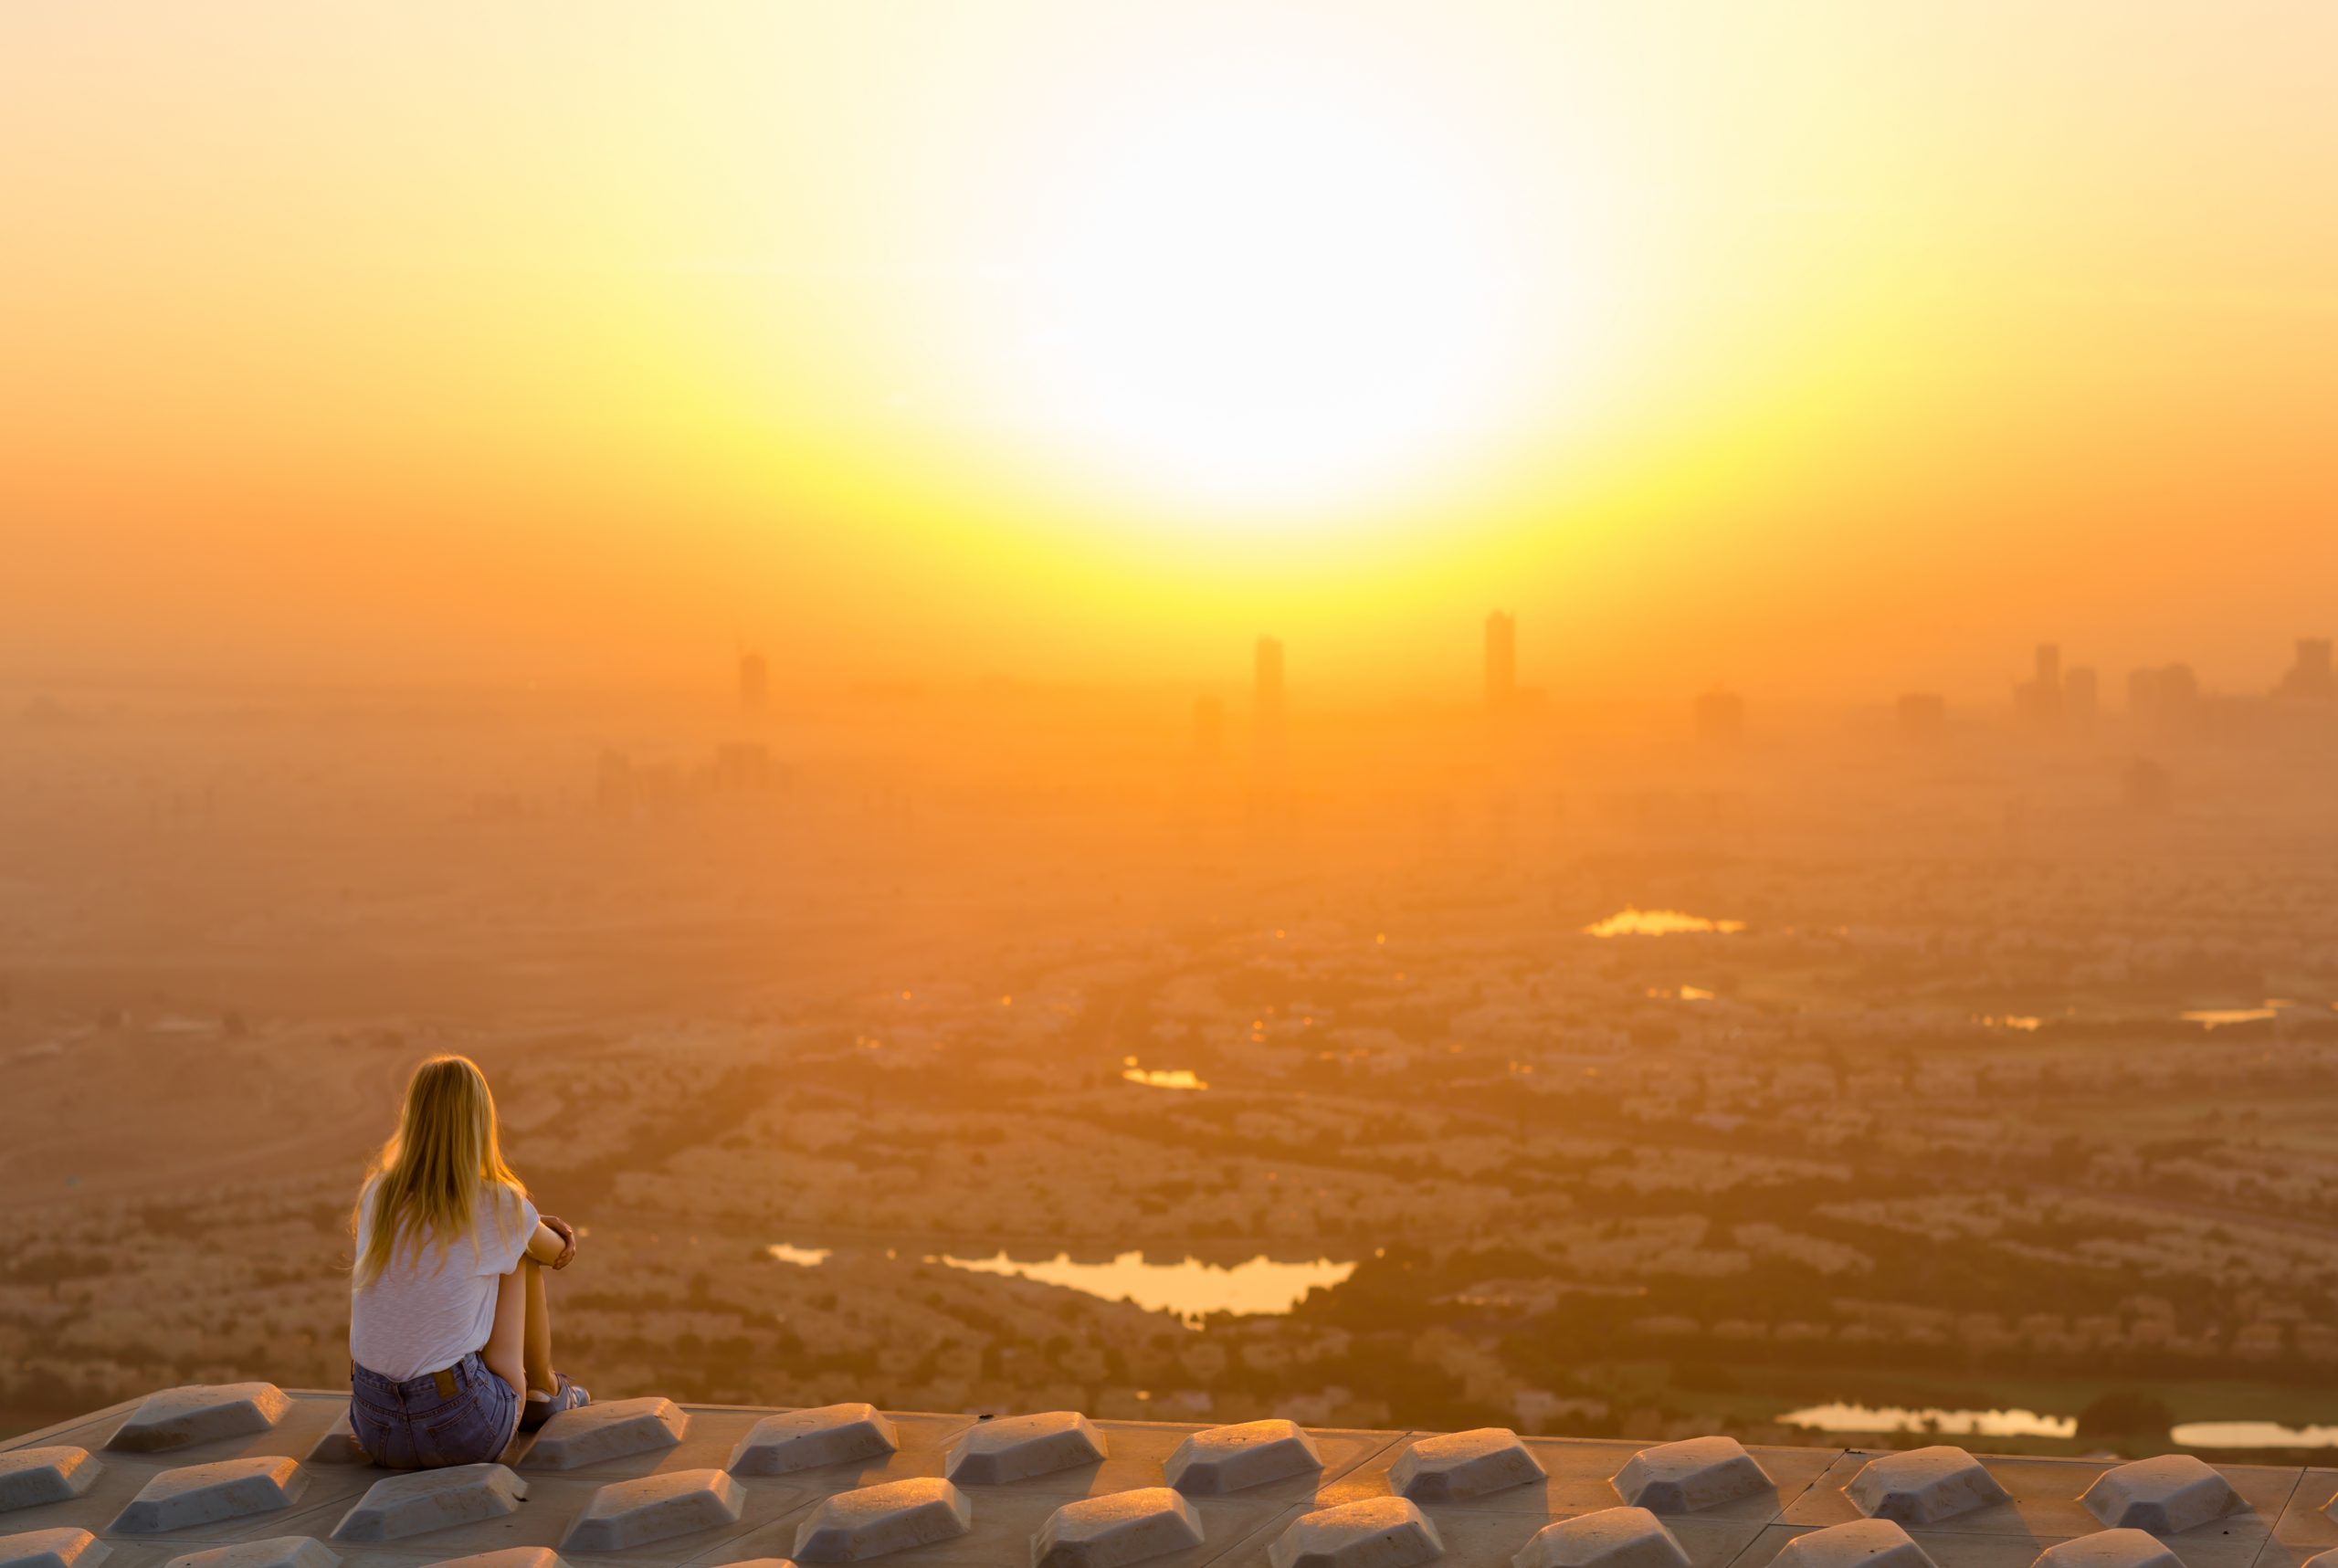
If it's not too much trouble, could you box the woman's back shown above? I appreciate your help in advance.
[350,1176,538,1381]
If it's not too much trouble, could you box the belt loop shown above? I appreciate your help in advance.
[434,1368,458,1399]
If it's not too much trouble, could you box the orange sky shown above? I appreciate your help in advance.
[4,2,2334,702]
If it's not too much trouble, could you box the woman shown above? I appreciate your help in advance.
[348,1054,589,1467]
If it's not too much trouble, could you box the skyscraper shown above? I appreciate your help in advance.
[1484,611,1516,710]
[1254,637,1286,759]
[2017,643,2064,724]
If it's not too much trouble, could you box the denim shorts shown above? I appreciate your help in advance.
[350,1352,520,1468]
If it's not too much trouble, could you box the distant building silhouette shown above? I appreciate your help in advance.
[2016,643,2064,724]
[2130,663,2200,726]
[1484,612,1516,710]
[2277,638,2335,700]
[738,650,768,713]
[711,740,773,792]
[1694,689,1744,747]
[1895,692,1946,738]
[1254,637,1286,759]
[1192,697,1225,763]
[2064,666,2099,726]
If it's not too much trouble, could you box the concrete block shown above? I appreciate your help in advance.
[1032,1488,1204,1568]
[161,1537,341,1568]
[1164,1420,1322,1496]
[0,1451,98,1514]
[106,1386,290,1455]
[561,1468,745,1552]
[1845,1447,2010,1526]
[109,1458,307,1535]
[2033,1530,2183,1568]
[729,1405,900,1476]
[0,1531,107,1568]
[793,1478,974,1563]
[1268,1499,1443,1568]
[946,1413,1108,1486]
[420,1552,566,1568]
[2078,1456,2240,1535]
[1388,1428,1545,1503]
[331,1464,529,1543]
[1772,1520,1935,1568]
[300,1416,367,1468]
[1612,1437,1770,1512]
[522,1397,687,1470]
[1510,1507,1689,1568]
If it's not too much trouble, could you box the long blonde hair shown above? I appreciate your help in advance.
[353,1054,528,1289]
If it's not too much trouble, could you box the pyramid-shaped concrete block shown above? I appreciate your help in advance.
[161,1537,342,1568]
[1033,1488,1204,1568]
[2079,1456,2241,1535]
[1268,1498,1444,1568]
[1511,1507,1689,1568]
[0,1531,108,1568]
[562,1468,745,1552]
[301,1415,367,1468]
[419,1552,567,1568]
[2301,1552,2338,1568]
[0,1450,99,1514]
[105,1384,290,1455]
[2033,1530,2183,1568]
[729,1404,900,1476]
[1846,1447,2010,1525]
[331,1464,529,1543]
[1772,1520,1936,1568]
[1389,1427,1546,1504]
[522,1395,686,1470]
[1612,1436,1770,1512]
[109,1457,307,1535]
[1164,1419,1322,1496]
[793,1478,974,1562]
[946,1412,1109,1485]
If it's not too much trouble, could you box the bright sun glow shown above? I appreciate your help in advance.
[996,68,1565,515]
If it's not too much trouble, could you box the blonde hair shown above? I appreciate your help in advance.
[353,1054,528,1289]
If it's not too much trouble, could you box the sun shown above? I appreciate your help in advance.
[992,67,1559,518]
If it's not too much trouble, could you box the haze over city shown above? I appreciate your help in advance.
[7,0,2338,1488]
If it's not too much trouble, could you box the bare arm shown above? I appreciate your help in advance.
[526,1216,576,1269]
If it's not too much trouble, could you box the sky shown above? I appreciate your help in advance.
[4,1,2334,702]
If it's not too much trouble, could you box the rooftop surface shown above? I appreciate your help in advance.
[5,1386,2336,1568]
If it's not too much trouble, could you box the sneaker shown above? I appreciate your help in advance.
[520,1372,590,1431]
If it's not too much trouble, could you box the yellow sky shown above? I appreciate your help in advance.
[4,2,2333,700]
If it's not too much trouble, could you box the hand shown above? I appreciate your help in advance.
[541,1215,578,1270]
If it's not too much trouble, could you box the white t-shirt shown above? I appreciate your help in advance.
[350,1181,540,1380]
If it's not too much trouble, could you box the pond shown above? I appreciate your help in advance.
[928,1249,1354,1325]
[1583,908,1747,938]
[2171,1420,2338,1447]
[1780,1403,2076,1438]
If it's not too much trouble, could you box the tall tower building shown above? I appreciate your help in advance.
[1484,612,1517,710]
[738,650,769,714]
[1254,637,1286,759]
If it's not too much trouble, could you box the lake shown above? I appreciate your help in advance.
[1584,908,1747,938]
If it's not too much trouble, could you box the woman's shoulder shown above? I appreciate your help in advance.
[479,1178,537,1227]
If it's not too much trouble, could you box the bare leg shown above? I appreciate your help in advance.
[522,1257,556,1395]
[484,1267,528,1400]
